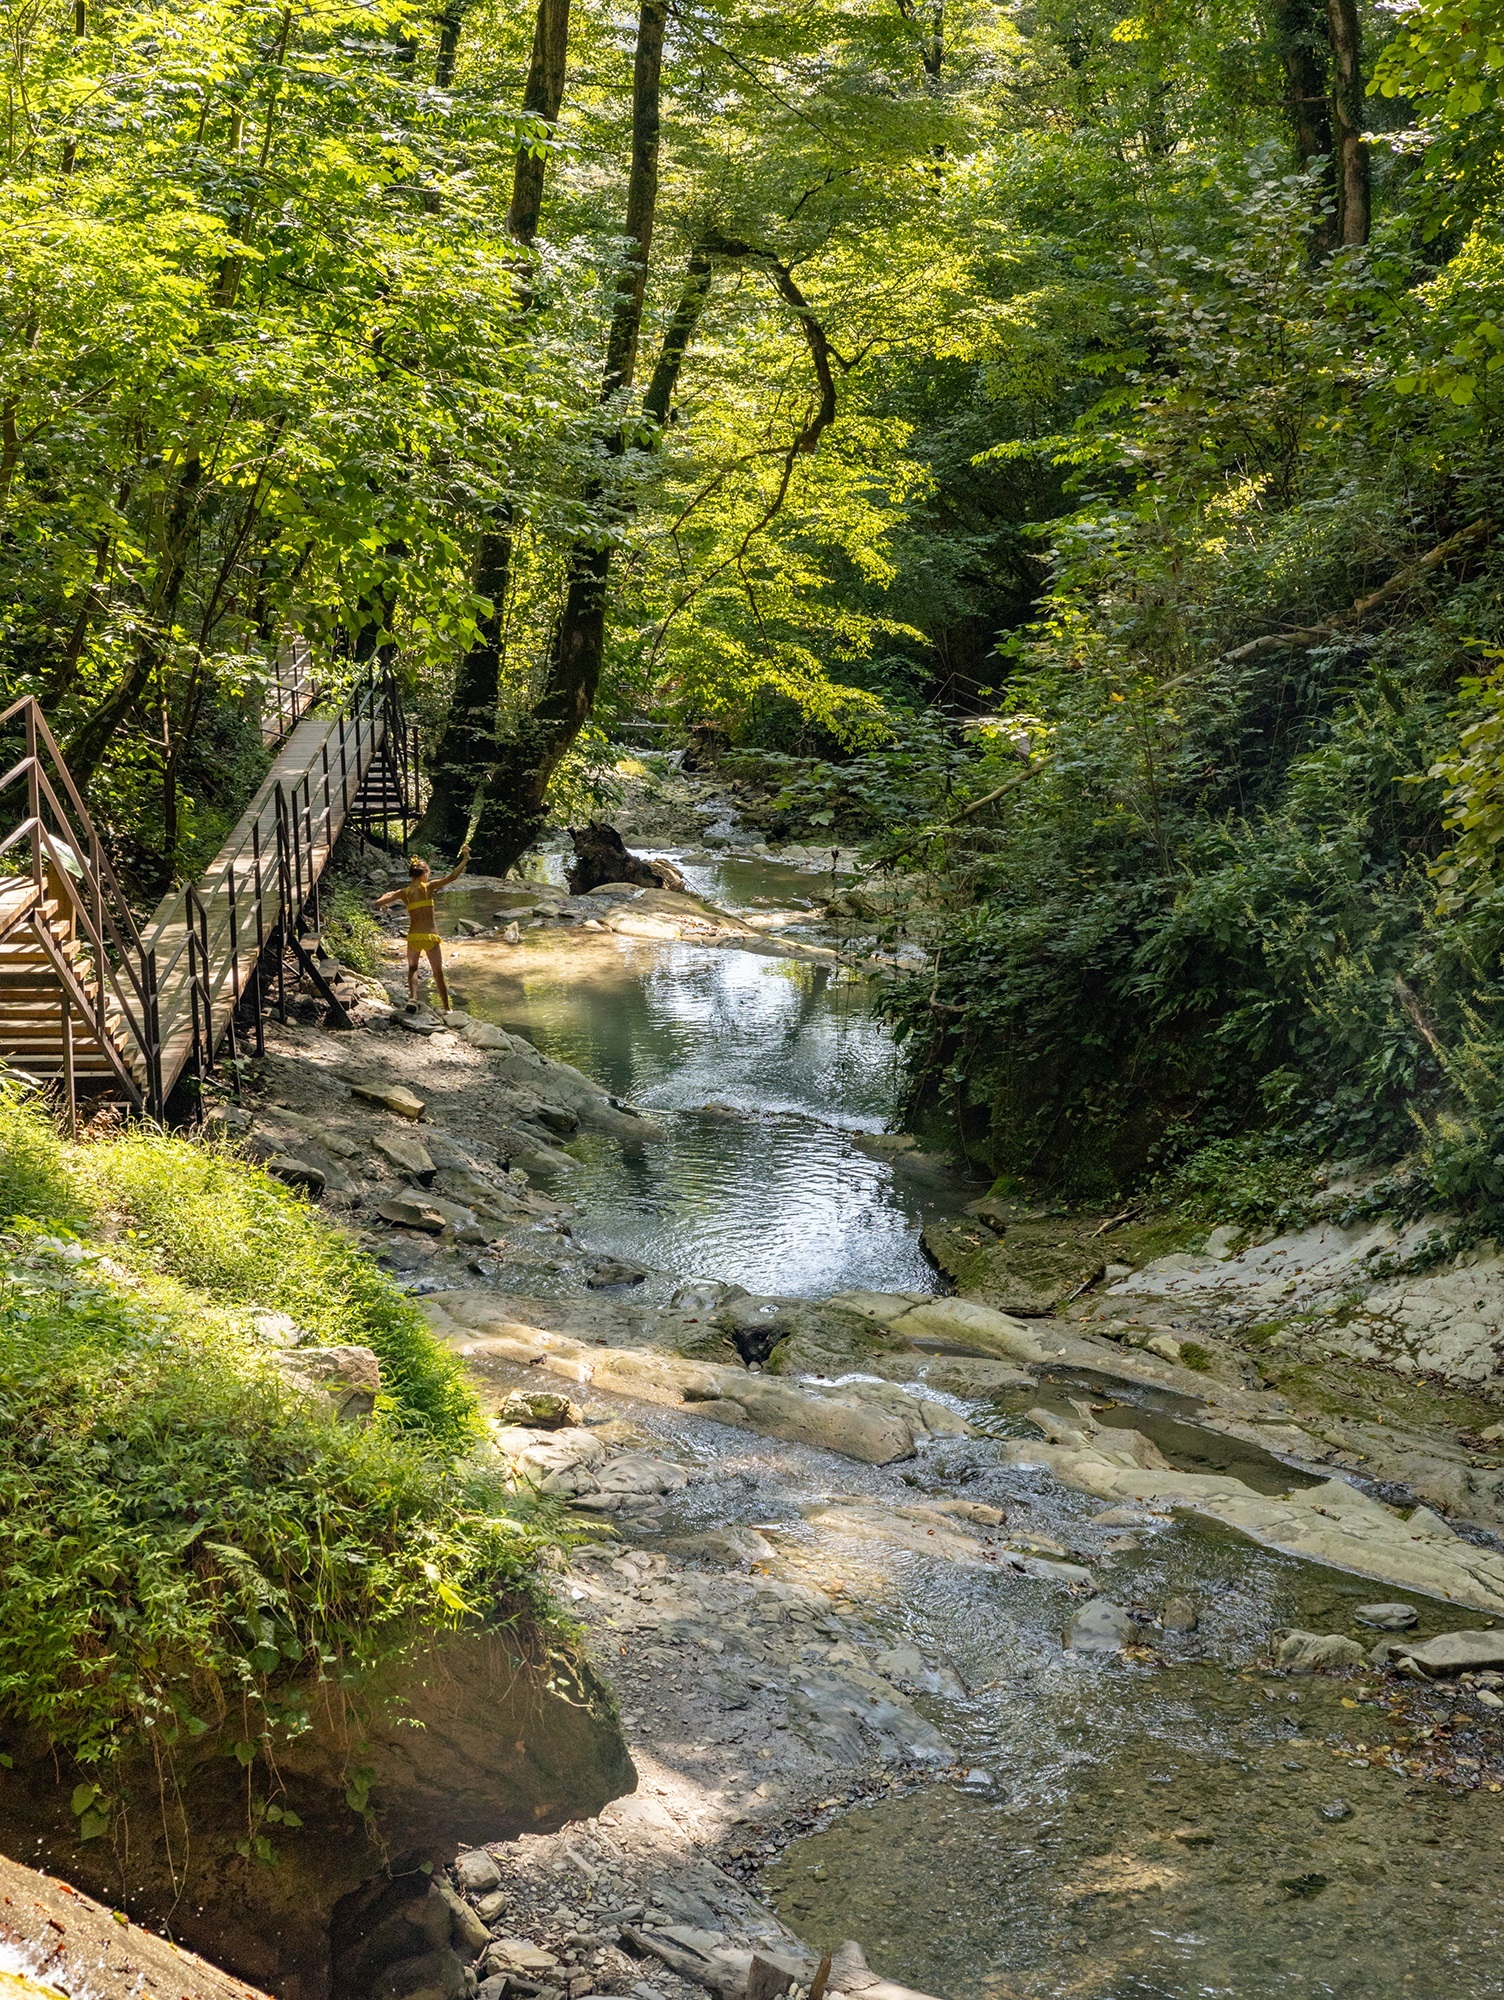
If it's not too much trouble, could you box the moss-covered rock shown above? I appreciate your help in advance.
[922,1218,1105,1315]
[764,1302,910,1376]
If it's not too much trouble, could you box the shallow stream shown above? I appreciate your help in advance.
[446,850,977,1297]
[440,853,1504,2000]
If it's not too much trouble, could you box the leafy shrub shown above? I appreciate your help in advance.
[0,1231,548,1785]
[0,1095,554,1810]
[0,1088,86,1232]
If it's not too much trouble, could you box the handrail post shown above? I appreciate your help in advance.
[60,992,75,1139]
[251,816,266,1057]
[146,947,163,1121]
[24,703,40,889]
[274,785,291,1022]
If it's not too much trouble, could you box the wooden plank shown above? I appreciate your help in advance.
[0,879,39,942]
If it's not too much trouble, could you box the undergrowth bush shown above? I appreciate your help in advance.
[320,883,383,976]
[79,1130,478,1448]
[0,1090,556,1817]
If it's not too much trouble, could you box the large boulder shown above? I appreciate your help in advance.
[566,823,685,895]
[0,1629,634,2000]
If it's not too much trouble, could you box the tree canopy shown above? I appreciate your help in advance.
[11,0,1504,1211]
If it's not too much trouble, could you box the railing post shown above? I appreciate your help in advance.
[227,854,241,1019]
[251,816,266,1058]
[274,786,291,1023]
[146,947,163,1122]
[59,991,75,1139]
[23,703,40,889]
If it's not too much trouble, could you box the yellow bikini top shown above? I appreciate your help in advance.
[399,881,437,926]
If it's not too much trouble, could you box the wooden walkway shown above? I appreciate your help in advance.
[0,666,417,1121]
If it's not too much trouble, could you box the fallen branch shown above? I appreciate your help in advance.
[1220,517,1494,667]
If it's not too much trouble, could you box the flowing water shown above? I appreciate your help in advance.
[441,854,1504,2000]
[446,852,979,1297]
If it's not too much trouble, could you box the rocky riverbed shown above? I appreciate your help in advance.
[163,816,1504,2000]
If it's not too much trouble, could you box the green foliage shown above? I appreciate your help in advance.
[0,1089,85,1234]
[1157,1135,1325,1231]
[78,1131,479,1450]
[320,885,384,978]
[0,1093,552,1800]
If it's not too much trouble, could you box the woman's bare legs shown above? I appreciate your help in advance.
[406,948,422,1004]
[424,941,452,1013]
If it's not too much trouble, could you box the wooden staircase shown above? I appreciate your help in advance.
[0,666,419,1125]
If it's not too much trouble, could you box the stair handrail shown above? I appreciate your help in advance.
[141,669,392,1092]
[0,665,408,1118]
[0,695,155,1099]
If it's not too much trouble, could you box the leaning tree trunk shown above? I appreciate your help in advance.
[416,0,573,852]
[468,0,668,874]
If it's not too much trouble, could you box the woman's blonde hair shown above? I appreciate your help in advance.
[408,856,429,878]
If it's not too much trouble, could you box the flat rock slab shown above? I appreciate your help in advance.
[828,1290,1266,1409]
[419,1295,918,1464]
[1396,1629,1504,1672]
[0,1849,271,2000]
[1001,1414,1504,1614]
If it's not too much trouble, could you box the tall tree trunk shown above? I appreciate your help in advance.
[509,0,571,244]
[416,0,572,852]
[469,0,667,874]
[643,249,712,424]
[1268,0,1336,251]
[435,1,464,87]
[1326,0,1370,246]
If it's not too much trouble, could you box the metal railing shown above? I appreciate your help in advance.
[0,696,156,1110]
[260,636,319,746]
[0,667,415,1122]
[142,668,403,1108]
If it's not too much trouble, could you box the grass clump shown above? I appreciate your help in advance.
[0,1088,552,1800]
[78,1128,478,1448]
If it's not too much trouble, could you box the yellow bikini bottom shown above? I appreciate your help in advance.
[407,931,441,951]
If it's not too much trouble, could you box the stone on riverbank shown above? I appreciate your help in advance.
[273,1342,381,1422]
[421,1297,923,1463]
[1273,1629,1368,1672]
[349,1080,426,1119]
[1393,1629,1504,1673]
[1000,1403,1504,1614]
[922,1217,1106,1315]
[1066,1598,1138,1653]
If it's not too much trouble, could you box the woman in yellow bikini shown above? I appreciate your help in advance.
[375,845,470,1012]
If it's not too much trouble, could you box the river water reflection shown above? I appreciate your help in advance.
[453,929,976,1297]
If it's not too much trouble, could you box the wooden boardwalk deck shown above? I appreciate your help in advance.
[0,668,415,1119]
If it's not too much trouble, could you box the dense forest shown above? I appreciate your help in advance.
[5,0,1504,1213]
